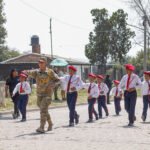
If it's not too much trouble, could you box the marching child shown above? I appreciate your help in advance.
[13,72,31,122]
[119,64,142,126]
[83,73,99,122]
[110,80,122,115]
[97,75,109,118]
[141,71,150,122]
[60,66,83,127]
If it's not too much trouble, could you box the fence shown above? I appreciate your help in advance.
[0,81,5,107]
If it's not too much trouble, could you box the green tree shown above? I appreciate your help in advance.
[85,8,111,73]
[0,0,20,62]
[128,49,150,75]
[0,0,6,45]
[0,47,20,62]
[109,9,135,64]
[85,8,135,73]
[0,0,7,62]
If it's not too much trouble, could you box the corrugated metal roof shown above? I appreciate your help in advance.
[0,53,90,65]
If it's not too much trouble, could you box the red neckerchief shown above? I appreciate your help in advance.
[115,87,118,97]
[88,83,92,94]
[67,76,72,92]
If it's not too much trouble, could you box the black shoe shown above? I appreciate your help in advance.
[95,115,99,120]
[106,113,109,117]
[69,123,74,127]
[21,118,26,122]
[116,112,119,116]
[75,115,79,124]
[12,113,16,119]
[128,123,134,127]
[16,113,20,118]
[86,119,93,123]
[141,115,146,122]
[99,116,102,119]
[134,116,136,121]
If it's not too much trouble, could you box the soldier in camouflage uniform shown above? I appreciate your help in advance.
[26,57,59,133]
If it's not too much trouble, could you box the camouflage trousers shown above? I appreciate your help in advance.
[37,96,53,129]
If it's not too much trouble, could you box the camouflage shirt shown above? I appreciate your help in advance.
[27,68,59,96]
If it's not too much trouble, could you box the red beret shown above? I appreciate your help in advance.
[124,64,135,71]
[88,73,96,78]
[113,80,120,84]
[19,73,28,78]
[68,65,77,72]
[97,75,104,80]
[144,71,150,76]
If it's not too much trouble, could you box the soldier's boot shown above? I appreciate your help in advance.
[47,120,53,131]
[36,118,46,133]
[36,124,45,133]
[47,114,53,131]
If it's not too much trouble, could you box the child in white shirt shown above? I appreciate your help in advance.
[141,71,150,122]
[13,72,31,122]
[83,73,99,123]
[110,80,122,115]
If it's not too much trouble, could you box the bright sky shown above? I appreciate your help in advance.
[4,0,143,60]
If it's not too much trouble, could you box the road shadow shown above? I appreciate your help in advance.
[0,115,13,120]
[140,121,150,124]
[119,125,140,129]
[54,124,82,129]
[15,131,54,138]
[111,114,122,117]
[25,118,40,121]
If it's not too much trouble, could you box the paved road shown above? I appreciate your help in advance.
[0,98,150,150]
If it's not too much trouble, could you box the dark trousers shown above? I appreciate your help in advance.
[107,90,111,104]
[114,97,121,115]
[18,95,28,119]
[11,94,19,115]
[88,98,98,120]
[124,91,137,124]
[97,95,108,117]
[67,91,78,123]
[142,95,150,119]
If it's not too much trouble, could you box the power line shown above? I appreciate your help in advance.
[127,23,144,31]
[18,0,91,31]
[18,0,50,18]
[19,0,139,33]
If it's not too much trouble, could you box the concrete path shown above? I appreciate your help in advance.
[0,98,150,150]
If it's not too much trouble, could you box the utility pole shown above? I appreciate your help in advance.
[50,18,53,59]
[143,15,147,71]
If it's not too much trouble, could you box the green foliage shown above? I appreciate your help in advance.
[85,8,110,66]
[0,0,6,45]
[0,47,20,62]
[85,8,135,72]
[128,49,150,74]
[0,0,20,62]
[109,9,135,64]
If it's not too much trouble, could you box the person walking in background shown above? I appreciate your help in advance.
[97,75,109,119]
[53,67,60,101]
[5,69,20,119]
[60,65,83,127]
[83,73,99,123]
[58,68,67,101]
[110,80,122,115]
[141,71,150,122]
[119,64,142,126]
[104,75,112,104]
[12,72,31,122]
